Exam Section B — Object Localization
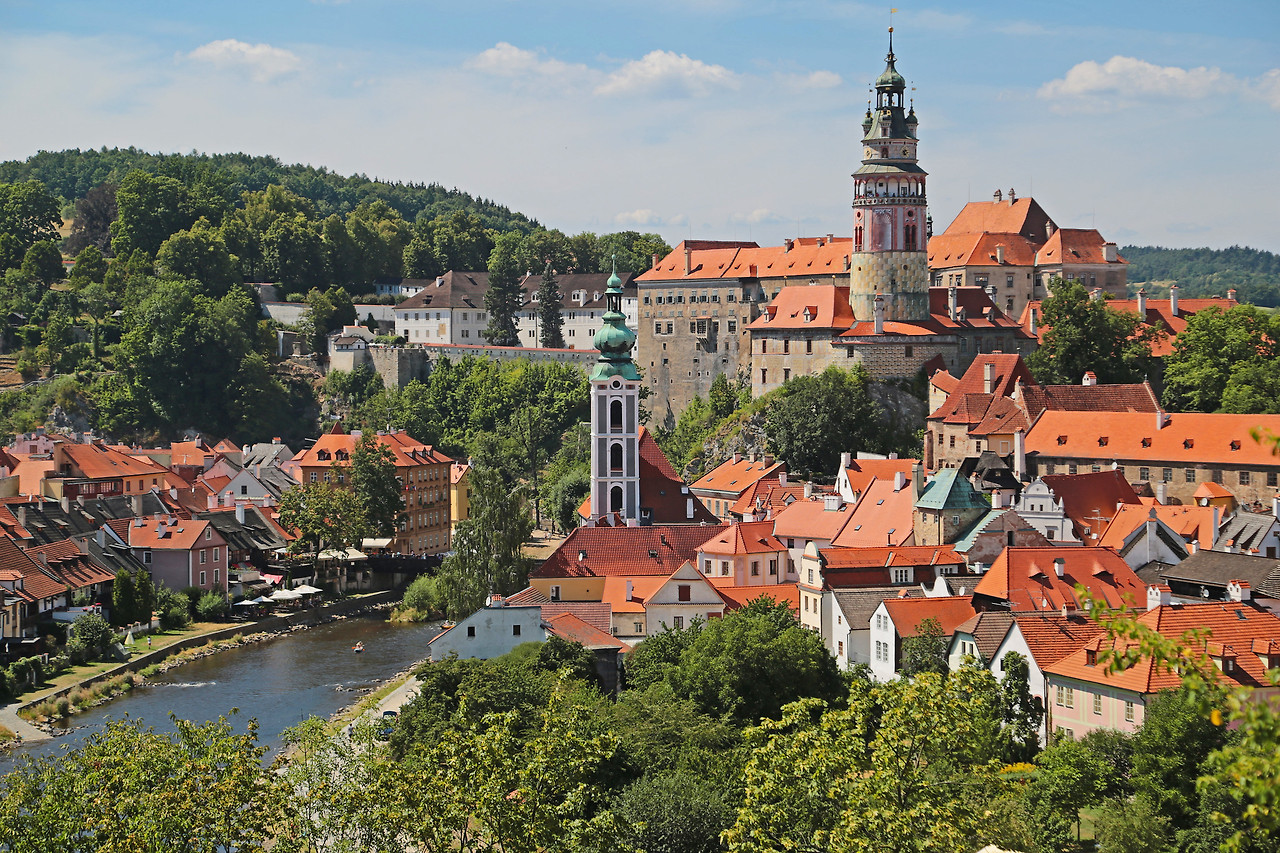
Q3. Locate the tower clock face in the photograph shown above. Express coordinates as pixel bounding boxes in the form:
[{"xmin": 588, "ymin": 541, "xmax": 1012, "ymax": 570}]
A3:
[
  {"xmin": 865, "ymin": 147, "xmax": 874, "ymax": 159},
  {"xmin": 902, "ymin": 147, "xmax": 910, "ymax": 156}
]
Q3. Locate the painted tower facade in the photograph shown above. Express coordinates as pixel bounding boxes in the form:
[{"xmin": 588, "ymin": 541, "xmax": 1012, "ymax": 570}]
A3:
[
  {"xmin": 588, "ymin": 264, "xmax": 642, "ymax": 522},
  {"xmin": 850, "ymin": 31, "xmax": 930, "ymax": 322}
]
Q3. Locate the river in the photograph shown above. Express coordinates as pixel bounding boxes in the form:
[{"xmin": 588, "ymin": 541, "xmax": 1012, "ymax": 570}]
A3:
[{"xmin": 0, "ymin": 614, "xmax": 442, "ymax": 774}]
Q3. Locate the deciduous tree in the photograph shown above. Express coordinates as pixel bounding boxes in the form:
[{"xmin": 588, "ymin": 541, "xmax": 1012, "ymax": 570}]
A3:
[
  {"xmin": 763, "ymin": 364, "xmax": 884, "ymax": 479},
  {"xmin": 1027, "ymin": 278, "xmax": 1162, "ymax": 385}
]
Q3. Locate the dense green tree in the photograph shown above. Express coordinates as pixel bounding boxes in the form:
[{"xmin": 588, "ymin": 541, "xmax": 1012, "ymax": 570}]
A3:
[
  {"xmin": 567, "ymin": 231, "xmax": 603, "ymax": 272},
  {"xmin": 623, "ymin": 616, "xmax": 704, "ymax": 693},
  {"xmin": 20, "ymin": 240, "xmax": 64, "ymax": 284},
  {"xmin": 598, "ymin": 230, "xmax": 671, "ymax": 273},
  {"xmin": 1131, "ymin": 688, "xmax": 1228, "ymax": 834},
  {"xmin": 998, "ymin": 651, "xmax": 1046, "ymax": 763},
  {"xmin": 403, "ymin": 233, "xmax": 442, "ymax": 279},
  {"xmin": 263, "ymin": 213, "xmax": 324, "ymax": 290},
  {"xmin": 763, "ymin": 364, "xmax": 884, "ymax": 479},
  {"xmin": 1027, "ymin": 733, "xmax": 1112, "ymax": 846},
  {"xmin": 1092, "ymin": 795, "xmax": 1174, "ymax": 853},
  {"xmin": 324, "ymin": 363, "xmax": 384, "ymax": 409},
  {"xmin": 1162, "ymin": 304, "xmax": 1280, "ymax": 413},
  {"xmin": 1027, "ymin": 278, "xmax": 1162, "ymax": 384},
  {"xmin": 347, "ymin": 199, "xmax": 411, "ymax": 283},
  {"xmin": 110, "ymin": 170, "xmax": 194, "ymax": 257},
  {"xmin": 435, "ymin": 460, "xmax": 533, "ymax": 618},
  {"xmin": 614, "ymin": 770, "xmax": 734, "ymax": 853},
  {"xmin": 517, "ymin": 229, "xmax": 573, "ymax": 275},
  {"xmin": 900, "ymin": 616, "xmax": 950, "ymax": 678},
  {"xmin": 350, "ymin": 431, "xmax": 404, "ymax": 537},
  {"xmin": 483, "ymin": 231, "xmax": 523, "ymax": 346},
  {"xmin": 68, "ymin": 244, "xmax": 107, "ymax": 287},
  {"xmin": 155, "ymin": 219, "xmax": 238, "ymax": 297},
  {"xmin": 725, "ymin": 668, "xmax": 1012, "ymax": 853},
  {"xmin": 668, "ymin": 597, "xmax": 843, "ymax": 724},
  {"xmin": 0, "ymin": 179, "xmax": 61, "ymax": 269},
  {"xmin": 428, "ymin": 209, "xmax": 494, "ymax": 271},
  {"xmin": 0, "ymin": 716, "xmax": 278, "ymax": 852},
  {"xmin": 536, "ymin": 261, "xmax": 565, "ymax": 348},
  {"xmin": 1124, "ymin": 244, "xmax": 1280, "ymax": 306},
  {"xmin": 67, "ymin": 610, "xmax": 114, "ymax": 662}
]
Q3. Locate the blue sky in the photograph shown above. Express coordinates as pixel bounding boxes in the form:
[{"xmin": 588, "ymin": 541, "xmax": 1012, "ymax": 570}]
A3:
[{"xmin": 2, "ymin": 1, "xmax": 1278, "ymax": 252}]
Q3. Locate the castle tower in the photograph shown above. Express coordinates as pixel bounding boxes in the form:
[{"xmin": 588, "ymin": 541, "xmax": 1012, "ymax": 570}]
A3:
[
  {"xmin": 850, "ymin": 29, "xmax": 930, "ymax": 322},
  {"xmin": 588, "ymin": 260, "xmax": 641, "ymax": 522}
]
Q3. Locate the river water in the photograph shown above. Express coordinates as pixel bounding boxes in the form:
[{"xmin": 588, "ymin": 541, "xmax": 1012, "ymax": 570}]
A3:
[{"xmin": 0, "ymin": 615, "xmax": 442, "ymax": 774}]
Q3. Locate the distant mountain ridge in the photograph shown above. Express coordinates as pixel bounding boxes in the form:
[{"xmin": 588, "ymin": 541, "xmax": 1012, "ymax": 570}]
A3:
[
  {"xmin": 0, "ymin": 147, "xmax": 539, "ymax": 233},
  {"xmin": 1123, "ymin": 244, "xmax": 1280, "ymax": 307}
]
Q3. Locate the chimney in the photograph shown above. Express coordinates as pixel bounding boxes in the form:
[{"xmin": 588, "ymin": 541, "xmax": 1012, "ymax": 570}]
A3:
[
  {"xmin": 1137, "ymin": 287, "xmax": 1147, "ymax": 316},
  {"xmin": 913, "ymin": 461, "xmax": 924, "ymax": 500},
  {"xmin": 1272, "ymin": 493, "xmax": 1280, "ymax": 520},
  {"xmin": 131, "ymin": 494, "xmax": 142, "ymax": 516},
  {"xmin": 873, "ymin": 293, "xmax": 886, "ymax": 335},
  {"xmin": 626, "ymin": 580, "xmax": 633, "ymax": 602},
  {"xmin": 435, "ymin": 276, "xmax": 444, "ymax": 286},
  {"xmin": 733, "ymin": 451, "xmax": 741, "ymax": 464},
  {"xmin": 778, "ymin": 470, "xmax": 787, "ymax": 486},
  {"xmin": 156, "ymin": 520, "xmax": 167, "ymax": 538},
  {"xmin": 784, "ymin": 238, "xmax": 794, "ymax": 253},
  {"xmin": 823, "ymin": 493, "xmax": 844, "ymax": 511},
  {"xmin": 652, "ymin": 252, "xmax": 660, "ymax": 270},
  {"xmin": 684, "ymin": 245, "xmax": 692, "ymax": 276},
  {"xmin": 17, "ymin": 506, "xmax": 25, "ymax": 529},
  {"xmin": 235, "ymin": 504, "xmax": 246, "ymax": 524},
  {"xmin": 1157, "ymin": 482, "xmax": 1167, "ymax": 504},
  {"xmin": 206, "ymin": 494, "xmax": 217, "ymax": 510},
  {"xmin": 1008, "ymin": 187, "xmax": 1016, "ymax": 201},
  {"xmin": 948, "ymin": 285, "xmax": 958, "ymax": 321},
  {"xmin": 1227, "ymin": 579, "xmax": 1252, "ymax": 602},
  {"xmin": 1014, "ymin": 428, "xmax": 1027, "ymax": 481},
  {"xmin": 1170, "ymin": 284, "xmax": 1180, "ymax": 315},
  {"xmin": 996, "ymin": 244, "xmax": 1005, "ymax": 265},
  {"xmin": 1156, "ymin": 408, "xmax": 1169, "ymax": 430},
  {"xmin": 1227, "ymin": 288, "xmax": 1238, "ymax": 302},
  {"xmin": 840, "ymin": 452, "xmax": 852, "ymax": 469},
  {"xmin": 1103, "ymin": 242, "xmax": 1117, "ymax": 262},
  {"xmin": 993, "ymin": 189, "xmax": 1003, "ymax": 202},
  {"xmin": 1089, "ymin": 288, "xmax": 1102, "ymax": 302},
  {"xmin": 804, "ymin": 483, "xmax": 814, "ymax": 499},
  {"xmin": 1028, "ymin": 307, "xmax": 1037, "ymax": 335},
  {"xmin": 60, "ymin": 496, "xmax": 69, "ymax": 514},
  {"xmin": 983, "ymin": 361, "xmax": 995, "ymax": 394},
  {"xmin": 894, "ymin": 470, "xmax": 906, "ymax": 492},
  {"xmin": 1082, "ymin": 371, "xmax": 1097, "ymax": 386},
  {"xmin": 96, "ymin": 528, "xmax": 106, "ymax": 548},
  {"xmin": 1147, "ymin": 584, "xmax": 1172, "ymax": 610},
  {"xmin": 272, "ymin": 437, "xmax": 281, "ymax": 445},
  {"xmin": 1053, "ymin": 557, "xmax": 1065, "ymax": 578},
  {"xmin": 1190, "ymin": 538, "xmax": 1199, "ymax": 554}
]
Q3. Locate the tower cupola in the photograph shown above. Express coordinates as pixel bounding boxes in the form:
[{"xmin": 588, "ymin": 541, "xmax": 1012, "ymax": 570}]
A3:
[{"xmin": 590, "ymin": 258, "xmax": 639, "ymax": 381}]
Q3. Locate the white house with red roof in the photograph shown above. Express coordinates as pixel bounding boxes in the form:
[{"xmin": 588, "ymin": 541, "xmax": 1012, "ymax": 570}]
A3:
[
  {"xmin": 1044, "ymin": 584, "xmax": 1280, "ymax": 738},
  {"xmin": 869, "ymin": 594, "xmax": 979, "ymax": 682},
  {"xmin": 695, "ymin": 520, "xmax": 793, "ymax": 587}
]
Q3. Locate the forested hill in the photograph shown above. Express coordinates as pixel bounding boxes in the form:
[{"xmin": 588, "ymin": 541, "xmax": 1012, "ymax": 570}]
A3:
[
  {"xmin": 0, "ymin": 148, "xmax": 539, "ymax": 232},
  {"xmin": 1122, "ymin": 244, "xmax": 1280, "ymax": 306}
]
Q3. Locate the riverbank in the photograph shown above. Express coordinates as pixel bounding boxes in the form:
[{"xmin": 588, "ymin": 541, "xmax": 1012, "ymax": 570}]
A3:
[{"xmin": 1, "ymin": 590, "xmax": 402, "ymax": 749}]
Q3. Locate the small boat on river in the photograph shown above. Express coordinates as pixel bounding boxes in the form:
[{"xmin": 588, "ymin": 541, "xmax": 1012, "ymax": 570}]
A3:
[{"xmin": 352, "ymin": 642, "xmax": 364, "ymax": 653}]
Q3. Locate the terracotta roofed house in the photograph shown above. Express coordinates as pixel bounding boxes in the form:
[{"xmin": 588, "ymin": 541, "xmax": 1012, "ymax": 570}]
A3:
[
  {"xmin": 691, "ymin": 454, "xmax": 786, "ymax": 521},
  {"xmin": 869, "ymin": 594, "xmax": 979, "ymax": 681},
  {"xmin": 111, "ymin": 515, "xmax": 229, "ymax": 594},
  {"xmin": 973, "ymin": 546, "xmax": 1146, "ymax": 613}
]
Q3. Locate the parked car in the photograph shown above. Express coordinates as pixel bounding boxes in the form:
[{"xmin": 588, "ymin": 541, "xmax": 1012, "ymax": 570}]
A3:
[{"xmin": 377, "ymin": 709, "xmax": 398, "ymax": 740}]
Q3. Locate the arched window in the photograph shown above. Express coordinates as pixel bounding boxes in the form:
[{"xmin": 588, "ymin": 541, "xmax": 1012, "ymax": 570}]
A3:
[
  {"xmin": 610, "ymin": 442, "xmax": 623, "ymax": 473},
  {"xmin": 610, "ymin": 399, "xmax": 623, "ymax": 433},
  {"xmin": 854, "ymin": 225, "xmax": 864, "ymax": 252},
  {"xmin": 610, "ymin": 485, "xmax": 623, "ymax": 513}
]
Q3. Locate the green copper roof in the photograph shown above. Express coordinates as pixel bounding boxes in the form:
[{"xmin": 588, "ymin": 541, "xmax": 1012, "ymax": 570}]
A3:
[
  {"xmin": 876, "ymin": 60, "xmax": 905, "ymax": 89},
  {"xmin": 914, "ymin": 469, "xmax": 991, "ymax": 511},
  {"xmin": 590, "ymin": 256, "xmax": 640, "ymax": 381}
]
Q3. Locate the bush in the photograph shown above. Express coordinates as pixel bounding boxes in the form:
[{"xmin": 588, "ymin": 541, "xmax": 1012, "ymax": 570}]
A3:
[
  {"xmin": 0, "ymin": 668, "xmax": 14, "ymax": 702},
  {"xmin": 285, "ymin": 291, "xmax": 305, "ymax": 303},
  {"xmin": 401, "ymin": 575, "xmax": 442, "ymax": 617},
  {"xmin": 196, "ymin": 590, "xmax": 230, "ymax": 622},
  {"xmin": 70, "ymin": 611, "xmax": 115, "ymax": 661},
  {"xmin": 157, "ymin": 586, "xmax": 191, "ymax": 630}
]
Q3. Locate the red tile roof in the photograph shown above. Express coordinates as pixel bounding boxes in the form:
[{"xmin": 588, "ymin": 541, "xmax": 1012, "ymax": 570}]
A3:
[
  {"xmin": 121, "ymin": 515, "xmax": 222, "ymax": 551},
  {"xmin": 1017, "ymin": 381, "xmax": 1160, "ymax": 418},
  {"xmin": 975, "ymin": 547, "xmax": 1147, "ymax": 612},
  {"xmin": 1098, "ymin": 504, "xmax": 1218, "ymax": 551},
  {"xmin": 748, "ymin": 285, "xmax": 854, "ymax": 330},
  {"xmin": 936, "ymin": 197, "xmax": 1056, "ymax": 241},
  {"xmin": 771, "ymin": 497, "xmax": 854, "ymax": 542},
  {"xmin": 698, "ymin": 521, "xmax": 787, "ymax": 556},
  {"xmin": 927, "ymin": 232, "xmax": 1040, "ymax": 268},
  {"xmin": 640, "ymin": 239, "xmax": 853, "ymax": 284},
  {"xmin": 1039, "ymin": 471, "xmax": 1142, "ymax": 543},
  {"xmin": 1035, "ymin": 228, "xmax": 1126, "ymax": 267},
  {"xmin": 59, "ymin": 442, "xmax": 169, "ymax": 481},
  {"xmin": 1028, "ymin": 411, "xmax": 1280, "ymax": 468},
  {"xmin": 534, "ymin": 524, "xmax": 729, "ymax": 579},
  {"xmin": 1045, "ymin": 602, "xmax": 1280, "ymax": 693},
  {"xmin": 294, "ymin": 426, "xmax": 453, "ymax": 470},
  {"xmin": 928, "ymin": 353, "xmax": 1037, "ymax": 424},
  {"xmin": 831, "ymin": 475, "xmax": 916, "ymax": 548},
  {"xmin": 1012, "ymin": 611, "xmax": 1107, "ymax": 668},
  {"xmin": 819, "ymin": 545, "xmax": 962, "ymax": 588},
  {"xmin": 691, "ymin": 456, "xmax": 785, "ymax": 495},
  {"xmin": 543, "ymin": 612, "xmax": 631, "ymax": 653},
  {"xmin": 882, "ymin": 595, "xmax": 978, "ymax": 636},
  {"xmin": 716, "ymin": 583, "xmax": 800, "ymax": 612},
  {"xmin": 0, "ymin": 534, "xmax": 66, "ymax": 602}
]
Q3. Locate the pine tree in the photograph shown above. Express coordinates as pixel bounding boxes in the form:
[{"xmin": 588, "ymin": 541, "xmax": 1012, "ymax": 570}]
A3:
[
  {"xmin": 483, "ymin": 232, "xmax": 522, "ymax": 346},
  {"xmin": 536, "ymin": 262, "xmax": 565, "ymax": 348}
]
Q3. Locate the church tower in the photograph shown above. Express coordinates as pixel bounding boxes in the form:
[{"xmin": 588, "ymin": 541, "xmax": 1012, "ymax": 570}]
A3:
[
  {"xmin": 850, "ymin": 29, "xmax": 930, "ymax": 322},
  {"xmin": 588, "ymin": 260, "xmax": 642, "ymax": 522}
]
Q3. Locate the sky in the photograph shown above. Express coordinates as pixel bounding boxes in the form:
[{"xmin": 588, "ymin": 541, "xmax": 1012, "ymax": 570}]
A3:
[{"xmin": 2, "ymin": 1, "xmax": 1278, "ymax": 252}]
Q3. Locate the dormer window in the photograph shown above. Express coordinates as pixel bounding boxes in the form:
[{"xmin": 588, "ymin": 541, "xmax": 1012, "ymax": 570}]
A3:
[
  {"xmin": 1142, "ymin": 437, "xmax": 1152, "ymax": 447},
  {"xmin": 1057, "ymin": 435, "xmax": 1067, "ymax": 446},
  {"xmin": 316, "ymin": 450, "xmax": 331, "ymax": 461},
  {"xmin": 1230, "ymin": 440, "xmax": 1241, "ymax": 451},
  {"xmin": 1184, "ymin": 439, "xmax": 1194, "ymax": 449},
  {"xmin": 1098, "ymin": 437, "xmax": 1108, "ymax": 447}
]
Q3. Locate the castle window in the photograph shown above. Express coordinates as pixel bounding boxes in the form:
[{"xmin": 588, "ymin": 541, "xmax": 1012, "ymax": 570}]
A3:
[
  {"xmin": 610, "ymin": 485, "xmax": 623, "ymax": 513},
  {"xmin": 610, "ymin": 443, "xmax": 623, "ymax": 474},
  {"xmin": 806, "ymin": 338, "xmax": 814, "ymax": 354},
  {"xmin": 610, "ymin": 399, "xmax": 623, "ymax": 433}
]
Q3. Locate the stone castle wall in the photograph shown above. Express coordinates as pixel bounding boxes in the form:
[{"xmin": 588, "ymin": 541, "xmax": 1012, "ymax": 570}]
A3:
[{"xmin": 849, "ymin": 251, "xmax": 930, "ymax": 321}]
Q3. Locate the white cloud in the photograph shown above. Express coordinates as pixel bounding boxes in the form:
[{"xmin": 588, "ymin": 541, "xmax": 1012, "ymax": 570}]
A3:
[
  {"xmin": 1039, "ymin": 55, "xmax": 1229, "ymax": 103},
  {"xmin": 1251, "ymin": 68, "xmax": 1280, "ymax": 110},
  {"xmin": 466, "ymin": 42, "xmax": 590, "ymax": 83},
  {"xmin": 779, "ymin": 69, "xmax": 842, "ymax": 90},
  {"xmin": 615, "ymin": 208, "xmax": 661, "ymax": 227},
  {"xmin": 596, "ymin": 50, "xmax": 739, "ymax": 97},
  {"xmin": 188, "ymin": 39, "xmax": 301, "ymax": 82}
]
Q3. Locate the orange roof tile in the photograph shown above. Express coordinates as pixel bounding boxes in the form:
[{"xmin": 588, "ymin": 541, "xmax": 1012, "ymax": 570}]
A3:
[
  {"xmin": 639, "ymin": 239, "xmax": 853, "ymax": 284},
  {"xmin": 60, "ymin": 443, "xmax": 169, "ymax": 481},
  {"xmin": 716, "ymin": 583, "xmax": 800, "ymax": 613},
  {"xmin": 928, "ymin": 353, "xmax": 1037, "ymax": 424},
  {"xmin": 1045, "ymin": 601, "xmax": 1280, "ymax": 692},
  {"xmin": 691, "ymin": 456, "xmax": 785, "ymax": 495},
  {"xmin": 927, "ymin": 232, "xmax": 1039, "ymax": 268},
  {"xmin": 830, "ymin": 476, "xmax": 916, "ymax": 548},
  {"xmin": 771, "ymin": 497, "xmax": 855, "ymax": 542},
  {"xmin": 534, "ymin": 524, "xmax": 729, "ymax": 579},
  {"xmin": 123, "ymin": 516, "xmax": 223, "ymax": 551},
  {"xmin": 1194, "ymin": 481, "xmax": 1234, "ymax": 500},
  {"xmin": 1034, "ymin": 228, "xmax": 1126, "ymax": 266},
  {"xmin": 882, "ymin": 595, "xmax": 978, "ymax": 636},
  {"xmin": 975, "ymin": 547, "xmax": 1146, "ymax": 612},
  {"xmin": 543, "ymin": 611, "xmax": 631, "ymax": 652},
  {"xmin": 1012, "ymin": 611, "xmax": 1107, "ymax": 668},
  {"xmin": 1098, "ymin": 504, "xmax": 1218, "ymax": 551},
  {"xmin": 748, "ymin": 285, "xmax": 854, "ymax": 330},
  {"xmin": 698, "ymin": 521, "xmax": 787, "ymax": 557},
  {"xmin": 1028, "ymin": 411, "xmax": 1280, "ymax": 468},
  {"xmin": 936, "ymin": 197, "xmax": 1056, "ymax": 241},
  {"xmin": 600, "ymin": 575, "xmax": 668, "ymax": 612}
]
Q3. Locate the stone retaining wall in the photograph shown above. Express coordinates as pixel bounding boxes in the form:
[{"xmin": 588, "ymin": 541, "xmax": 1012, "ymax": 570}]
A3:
[{"xmin": 19, "ymin": 591, "xmax": 400, "ymax": 712}]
